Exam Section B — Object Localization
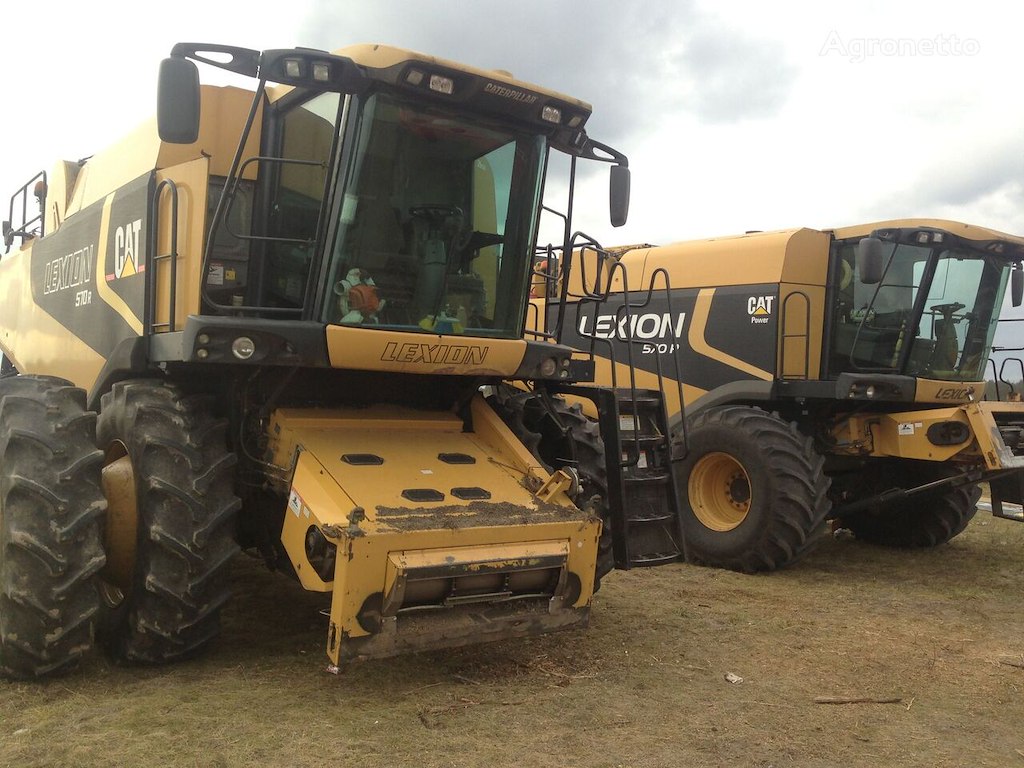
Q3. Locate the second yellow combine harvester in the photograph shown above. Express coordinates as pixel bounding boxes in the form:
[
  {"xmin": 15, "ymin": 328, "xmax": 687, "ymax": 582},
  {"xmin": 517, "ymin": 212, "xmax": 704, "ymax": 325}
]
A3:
[
  {"xmin": 0, "ymin": 43, "xmax": 682, "ymax": 678},
  {"xmin": 534, "ymin": 221, "xmax": 1024, "ymax": 572}
]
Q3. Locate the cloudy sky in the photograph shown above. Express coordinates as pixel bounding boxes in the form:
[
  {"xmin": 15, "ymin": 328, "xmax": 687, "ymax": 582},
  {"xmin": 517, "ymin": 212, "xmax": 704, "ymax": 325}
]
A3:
[{"xmin": 3, "ymin": 0, "xmax": 1023, "ymax": 352}]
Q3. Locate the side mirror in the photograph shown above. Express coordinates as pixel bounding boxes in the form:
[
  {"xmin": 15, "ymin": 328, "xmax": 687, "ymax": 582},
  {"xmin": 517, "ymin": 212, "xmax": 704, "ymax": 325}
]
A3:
[
  {"xmin": 1013, "ymin": 263, "xmax": 1023, "ymax": 307},
  {"xmin": 157, "ymin": 56, "xmax": 201, "ymax": 144},
  {"xmin": 857, "ymin": 236, "xmax": 885, "ymax": 285},
  {"xmin": 609, "ymin": 165, "xmax": 630, "ymax": 228}
]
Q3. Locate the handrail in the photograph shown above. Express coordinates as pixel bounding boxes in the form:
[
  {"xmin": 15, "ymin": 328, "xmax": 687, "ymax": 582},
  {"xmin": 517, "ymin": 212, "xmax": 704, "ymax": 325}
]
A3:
[
  {"xmin": 146, "ymin": 179, "xmax": 180, "ymax": 334},
  {"xmin": 780, "ymin": 290, "xmax": 811, "ymax": 380},
  {"xmin": 998, "ymin": 356, "xmax": 1024, "ymax": 401},
  {"xmin": 3, "ymin": 171, "xmax": 47, "ymax": 252},
  {"xmin": 570, "ymin": 241, "xmax": 685, "ymax": 468}
]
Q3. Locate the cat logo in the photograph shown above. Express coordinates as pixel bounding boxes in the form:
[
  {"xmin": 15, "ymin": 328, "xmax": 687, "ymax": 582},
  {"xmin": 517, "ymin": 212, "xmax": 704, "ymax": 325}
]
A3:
[
  {"xmin": 747, "ymin": 295, "xmax": 774, "ymax": 325},
  {"xmin": 107, "ymin": 218, "xmax": 144, "ymax": 281}
]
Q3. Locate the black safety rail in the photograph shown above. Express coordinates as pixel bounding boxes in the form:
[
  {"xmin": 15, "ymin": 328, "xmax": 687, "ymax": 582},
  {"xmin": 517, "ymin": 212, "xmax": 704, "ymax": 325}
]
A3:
[
  {"xmin": 779, "ymin": 290, "xmax": 811, "ymax": 380},
  {"xmin": 146, "ymin": 179, "xmax": 181, "ymax": 334},
  {"xmin": 979, "ymin": 370, "xmax": 1024, "ymax": 521},
  {"xmin": 978, "ymin": 323, "xmax": 1024, "ymax": 520},
  {"xmin": 536, "ymin": 235, "xmax": 688, "ymax": 569},
  {"xmin": 985, "ymin": 317, "xmax": 1024, "ymax": 400},
  {"xmin": 993, "ymin": 355, "xmax": 1024, "ymax": 402},
  {"xmin": 3, "ymin": 171, "xmax": 46, "ymax": 252},
  {"xmin": 202, "ymin": 156, "xmax": 323, "ymax": 317}
]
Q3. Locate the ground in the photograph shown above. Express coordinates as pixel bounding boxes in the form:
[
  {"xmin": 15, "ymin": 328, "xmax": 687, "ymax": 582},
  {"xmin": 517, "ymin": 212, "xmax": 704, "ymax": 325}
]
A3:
[{"xmin": 1, "ymin": 513, "xmax": 1022, "ymax": 768}]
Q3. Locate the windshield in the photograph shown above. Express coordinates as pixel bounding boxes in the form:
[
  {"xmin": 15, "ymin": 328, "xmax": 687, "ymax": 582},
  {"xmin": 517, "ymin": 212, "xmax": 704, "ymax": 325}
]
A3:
[
  {"xmin": 831, "ymin": 241, "xmax": 1010, "ymax": 381},
  {"xmin": 321, "ymin": 92, "xmax": 545, "ymax": 338}
]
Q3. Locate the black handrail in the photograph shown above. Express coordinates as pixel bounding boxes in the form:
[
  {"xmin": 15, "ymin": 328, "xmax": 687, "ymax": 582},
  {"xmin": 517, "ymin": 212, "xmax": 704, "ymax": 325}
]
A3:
[
  {"xmin": 3, "ymin": 171, "xmax": 47, "ymax": 252},
  {"xmin": 147, "ymin": 179, "xmax": 180, "ymax": 334},
  {"xmin": 780, "ymin": 290, "xmax": 811, "ymax": 380}
]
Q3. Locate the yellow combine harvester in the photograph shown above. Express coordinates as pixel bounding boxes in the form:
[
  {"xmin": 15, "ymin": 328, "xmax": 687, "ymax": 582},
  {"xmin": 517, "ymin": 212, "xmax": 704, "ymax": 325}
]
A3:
[
  {"xmin": 0, "ymin": 43, "xmax": 681, "ymax": 678},
  {"xmin": 534, "ymin": 221, "xmax": 1024, "ymax": 572}
]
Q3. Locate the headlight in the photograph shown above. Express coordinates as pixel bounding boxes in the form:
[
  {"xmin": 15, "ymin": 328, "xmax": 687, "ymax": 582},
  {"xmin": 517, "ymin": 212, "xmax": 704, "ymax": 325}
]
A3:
[{"xmin": 232, "ymin": 336, "xmax": 256, "ymax": 360}]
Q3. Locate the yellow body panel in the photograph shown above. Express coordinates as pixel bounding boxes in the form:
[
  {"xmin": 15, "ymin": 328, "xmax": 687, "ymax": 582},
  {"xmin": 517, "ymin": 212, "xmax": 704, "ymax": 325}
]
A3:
[
  {"xmin": 614, "ymin": 228, "xmax": 832, "ymax": 291},
  {"xmin": 839, "ymin": 406, "xmax": 973, "ymax": 461},
  {"xmin": 832, "ymin": 401, "xmax": 1024, "ymax": 470},
  {"xmin": 0, "ymin": 213, "xmax": 108, "ymax": 386}
]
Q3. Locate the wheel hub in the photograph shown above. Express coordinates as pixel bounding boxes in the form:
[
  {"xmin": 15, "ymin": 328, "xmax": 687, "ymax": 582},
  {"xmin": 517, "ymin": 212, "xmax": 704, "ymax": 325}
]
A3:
[{"xmin": 688, "ymin": 452, "xmax": 751, "ymax": 532}]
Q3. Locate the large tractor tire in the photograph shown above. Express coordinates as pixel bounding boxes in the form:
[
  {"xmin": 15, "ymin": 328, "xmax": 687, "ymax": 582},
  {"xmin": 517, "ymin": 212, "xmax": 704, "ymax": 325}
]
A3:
[
  {"xmin": 0, "ymin": 376, "xmax": 106, "ymax": 679},
  {"xmin": 675, "ymin": 405, "xmax": 830, "ymax": 573},
  {"xmin": 837, "ymin": 461, "xmax": 980, "ymax": 547},
  {"xmin": 488, "ymin": 386, "xmax": 613, "ymax": 585},
  {"xmin": 96, "ymin": 380, "xmax": 240, "ymax": 664}
]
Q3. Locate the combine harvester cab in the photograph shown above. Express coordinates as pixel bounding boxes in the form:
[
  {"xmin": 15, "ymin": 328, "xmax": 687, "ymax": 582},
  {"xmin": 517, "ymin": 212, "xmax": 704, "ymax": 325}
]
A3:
[
  {"xmin": 548, "ymin": 221, "xmax": 1024, "ymax": 572},
  {"xmin": 0, "ymin": 43, "xmax": 685, "ymax": 677}
]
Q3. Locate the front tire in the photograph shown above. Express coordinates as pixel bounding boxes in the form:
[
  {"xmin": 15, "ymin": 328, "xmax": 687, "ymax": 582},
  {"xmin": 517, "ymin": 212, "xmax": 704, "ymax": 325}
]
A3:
[
  {"xmin": 0, "ymin": 376, "xmax": 106, "ymax": 679},
  {"xmin": 488, "ymin": 387, "xmax": 613, "ymax": 585},
  {"xmin": 837, "ymin": 461, "xmax": 979, "ymax": 547},
  {"xmin": 675, "ymin": 406, "xmax": 830, "ymax": 573},
  {"xmin": 96, "ymin": 380, "xmax": 240, "ymax": 664}
]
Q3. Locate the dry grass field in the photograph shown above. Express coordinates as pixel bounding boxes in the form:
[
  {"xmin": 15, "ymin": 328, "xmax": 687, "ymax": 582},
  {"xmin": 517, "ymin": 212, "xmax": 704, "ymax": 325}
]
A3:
[{"xmin": 2, "ymin": 511, "xmax": 1022, "ymax": 768}]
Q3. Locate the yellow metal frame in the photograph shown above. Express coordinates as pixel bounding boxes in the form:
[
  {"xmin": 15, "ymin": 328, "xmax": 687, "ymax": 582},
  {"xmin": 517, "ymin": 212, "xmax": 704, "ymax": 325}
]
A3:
[
  {"xmin": 273, "ymin": 394, "xmax": 602, "ymax": 664},
  {"xmin": 832, "ymin": 401, "xmax": 1024, "ymax": 469}
]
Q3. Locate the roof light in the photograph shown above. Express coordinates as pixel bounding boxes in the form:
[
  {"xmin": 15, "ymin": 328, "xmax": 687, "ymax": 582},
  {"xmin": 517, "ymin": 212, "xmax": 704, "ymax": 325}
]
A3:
[
  {"xmin": 916, "ymin": 231, "xmax": 931, "ymax": 244},
  {"xmin": 541, "ymin": 105, "xmax": 562, "ymax": 124},
  {"xmin": 429, "ymin": 74, "xmax": 454, "ymax": 95},
  {"xmin": 284, "ymin": 58, "xmax": 303, "ymax": 78},
  {"xmin": 568, "ymin": 115, "xmax": 583, "ymax": 128},
  {"xmin": 312, "ymin": 62, "xmax": 331, "ymax": 82},
  {"xmin": 406, "ymin": 69, "xmax": 425, "ymax": 86}
]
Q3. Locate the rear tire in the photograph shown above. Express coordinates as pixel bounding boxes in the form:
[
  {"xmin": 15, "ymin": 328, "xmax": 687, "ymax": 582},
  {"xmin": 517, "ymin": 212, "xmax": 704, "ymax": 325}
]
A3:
[
  {"xmin": 675, "ymin": 406, "xmax": 830, "ymax": 573},
  {"xmin": 837, "ymin": 462, "xmax": 979, "ymax": 547},
  {"xmin": 96, "ymin": 380, "xmax": 240, "ymax": 664},
  {"xmin": 0, "ymin": 376, "xmax": 106, "ymax": 679}
]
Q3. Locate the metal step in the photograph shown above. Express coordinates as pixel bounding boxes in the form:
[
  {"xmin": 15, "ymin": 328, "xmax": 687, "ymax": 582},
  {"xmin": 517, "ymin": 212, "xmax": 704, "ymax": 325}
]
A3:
[{"xmin": 614, "ymin": 388, "xmax": 684, "ymax": 568}]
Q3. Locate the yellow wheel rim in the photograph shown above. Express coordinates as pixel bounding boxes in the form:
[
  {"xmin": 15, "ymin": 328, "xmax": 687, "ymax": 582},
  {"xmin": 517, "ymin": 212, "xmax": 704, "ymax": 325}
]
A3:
[
  {"xmin": 688, "ymin": 452, "xmax": 751, "ymax": 532},
  {"xmin": 99, "ymin": 443, "xmax": 139, "ymax": 606}
]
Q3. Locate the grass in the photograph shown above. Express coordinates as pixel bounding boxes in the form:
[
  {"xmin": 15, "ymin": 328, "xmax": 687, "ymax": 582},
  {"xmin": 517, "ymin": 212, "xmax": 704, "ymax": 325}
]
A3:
[{"xmin": 2, "ymin": 514, "xmax": 1023, "ymax": 767}]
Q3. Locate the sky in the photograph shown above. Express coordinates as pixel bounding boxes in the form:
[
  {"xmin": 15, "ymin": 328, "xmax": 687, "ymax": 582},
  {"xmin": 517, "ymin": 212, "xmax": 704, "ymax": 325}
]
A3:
[{"xmin": 3, "ymin": 0, "xmax": 1023, "ymax": 356}]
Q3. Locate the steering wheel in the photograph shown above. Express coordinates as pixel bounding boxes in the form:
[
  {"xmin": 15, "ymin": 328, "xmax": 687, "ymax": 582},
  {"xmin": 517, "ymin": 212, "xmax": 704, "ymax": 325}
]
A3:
[
  {"xmin": 408, "ymin": 204, "xmax": 463, "ymax": 223},
  {"xmin": 930, "ymin": 301, "xmax": 966, "ymax": 317}
]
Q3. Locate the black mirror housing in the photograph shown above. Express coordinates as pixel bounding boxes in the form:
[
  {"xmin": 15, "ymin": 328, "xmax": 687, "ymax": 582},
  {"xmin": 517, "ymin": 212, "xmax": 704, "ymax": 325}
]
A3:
[
  {"xmin": 1012, "ymin": 263, "xmax": 1023, "ymax": 308},
  {"xmin": 610, "ymin": 165, "xmax": 630, "ymax": 228},
  {"xmin": 857, "ymin": 236, "xmax": 885, "ymax": 285},
  {"xmin": 157, "ymin": 57, "xmax": 201, "ymax": 144}
]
